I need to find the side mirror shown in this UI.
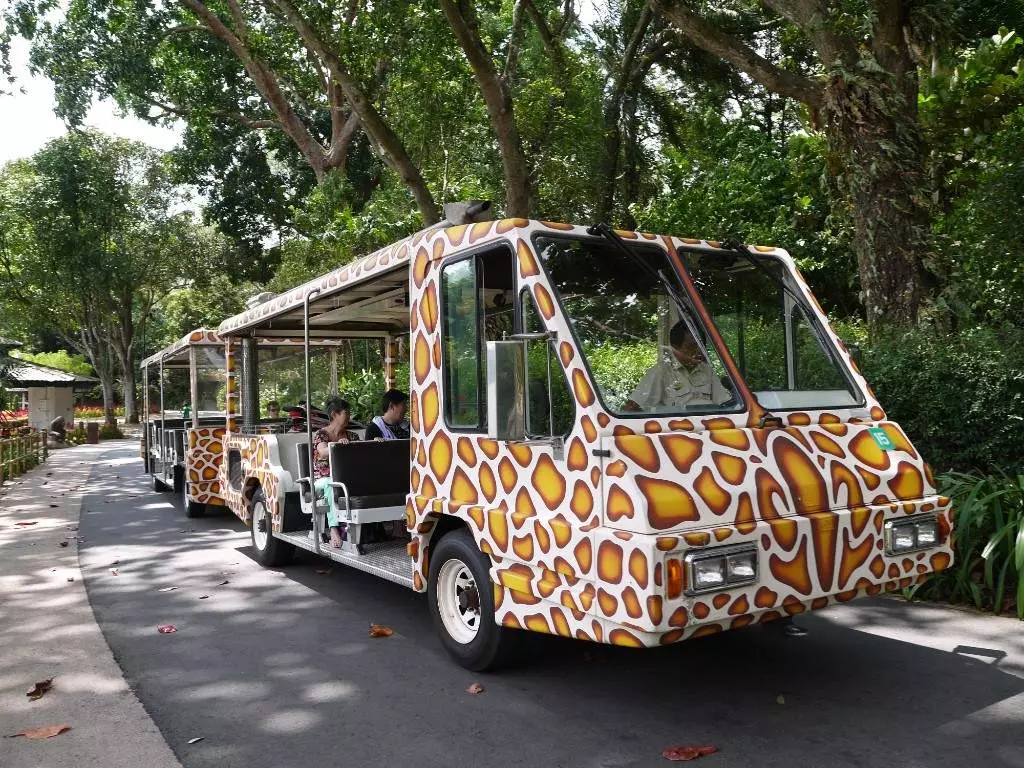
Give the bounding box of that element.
[486,340,526,441]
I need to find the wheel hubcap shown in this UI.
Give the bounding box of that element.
[437,559,481,645]
[252,501,269,550]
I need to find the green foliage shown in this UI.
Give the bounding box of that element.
[10,349,92,377]
[857,323,1024,474]
[908,471,1024,619]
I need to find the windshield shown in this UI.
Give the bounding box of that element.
[686,250,862,410]
[533,235,740,416]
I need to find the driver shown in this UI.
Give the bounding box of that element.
[622,321,730,411]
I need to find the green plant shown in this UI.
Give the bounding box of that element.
[98,424,125,440]
[907,471,1024,619]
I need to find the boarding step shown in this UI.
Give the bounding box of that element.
[277,531,414,588]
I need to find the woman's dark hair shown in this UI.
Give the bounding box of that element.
[324,396,351,417]
[381,389,408,413]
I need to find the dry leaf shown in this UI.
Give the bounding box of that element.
[157,625,177,634]
[49,504,58,508]
[157,587,179,592]
[198,595,209,600]
[14,521,38,527]
[776,694,786,705]
[10,724,71,739]
[26,678,54,701]
[315,568,332,575]
[216,580,229,586]
[187,737,204,744]
[58,541,68,548]
[662,745,718,762]
[369,624,394,638]
[109,569,119,576]
[466,683,485,695]
[66,577,74,582]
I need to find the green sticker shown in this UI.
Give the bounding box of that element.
[868,427,894,451]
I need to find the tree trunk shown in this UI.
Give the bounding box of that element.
[121,354,138,424]
[822,70,926,328]
[439,0,532,217]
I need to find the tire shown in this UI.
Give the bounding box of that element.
[153,474,169,492]
[182,477,206,518]
[428,529,518,672]
[173,465,184,494]
[250,489,294,567]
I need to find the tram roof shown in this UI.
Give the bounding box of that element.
[140,328,222,369]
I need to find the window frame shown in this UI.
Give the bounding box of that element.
[519,287,575,439]
[682,249,866,412]
[529,232,745,420]
[438,241,519,433]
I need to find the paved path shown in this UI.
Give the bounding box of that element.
[0,441,182,768]
[10,440,1024,767]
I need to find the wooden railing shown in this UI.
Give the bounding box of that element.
[0,430,48,486]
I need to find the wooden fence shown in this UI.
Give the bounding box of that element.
[0,430,47,486]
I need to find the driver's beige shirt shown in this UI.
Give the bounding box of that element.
[628,360,731,409]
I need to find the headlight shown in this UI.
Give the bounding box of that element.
[884,515,941,554]
[682,544,758,595]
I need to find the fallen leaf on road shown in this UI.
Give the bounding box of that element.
[188,737,204,745]
[315,568,332,575]
[466,683,485,695]
[49,504,58,508]
[109,569,119,576]
[14,521,38,527]
[216,580,229,586]
[157,587,179,592]
[66,577,74,582]
[9,724,71,739]
[26,678,54,701]
[157,625,177,634]
[198,595,209,600]
[776,694,786,705]
[58,541,68,548]
[662,745,718,762]
[369,624,394,638]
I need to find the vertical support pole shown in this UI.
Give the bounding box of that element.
[384,334,396,391]
[240,336,259,433]
[303,289,321,556]
[189,346,200,428]
[158,358,165,471]
[225,340,239,434]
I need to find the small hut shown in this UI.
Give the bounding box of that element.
[0,339,97,429]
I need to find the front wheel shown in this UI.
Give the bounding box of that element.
[428,529,518,672]
[250,489,294,567]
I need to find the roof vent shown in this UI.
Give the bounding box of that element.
[442,200,492,226]
[245,291,277,309]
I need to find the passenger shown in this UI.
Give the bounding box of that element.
[287,406,305,432]
[313,396,360,548]
[266,400,280,419]
[622,321,731,412]
[364,389,410,441]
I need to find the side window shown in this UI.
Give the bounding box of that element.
[521,291,575,437]
[440,246,516,430]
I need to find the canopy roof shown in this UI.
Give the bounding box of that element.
[0,357,96,388]
[140,328,223,370]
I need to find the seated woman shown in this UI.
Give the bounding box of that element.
[364,389,410,441]
[313,396,360,548]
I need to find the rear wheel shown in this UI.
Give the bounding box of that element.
[428,529,518,671]
[153,473,168,492]
[173,465,184,494]
[181,477,206,518]
[250,489,294,567]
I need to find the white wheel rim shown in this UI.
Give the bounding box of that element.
[252,500,269,551]
[437,559,481,645]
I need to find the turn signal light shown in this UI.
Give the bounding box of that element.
[666,558,684,599]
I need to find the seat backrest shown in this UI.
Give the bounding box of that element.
[274,432,308,484]
[330,440,410,496]
[295,442,311,480]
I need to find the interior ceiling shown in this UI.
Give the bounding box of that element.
[244,268,409,336]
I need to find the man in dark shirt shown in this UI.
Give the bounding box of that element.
[364,389,410,440]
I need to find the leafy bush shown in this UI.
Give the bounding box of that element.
[98,424,125,440]
[854,324,1024,474]
[909,471,1024,619]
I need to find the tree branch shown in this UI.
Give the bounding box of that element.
[649,0,824,111]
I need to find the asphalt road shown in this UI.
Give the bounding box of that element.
[79,444,1024,768]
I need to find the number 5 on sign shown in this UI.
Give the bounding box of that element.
[868,427,894,451]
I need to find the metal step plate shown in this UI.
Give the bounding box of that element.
[277,532,414,589]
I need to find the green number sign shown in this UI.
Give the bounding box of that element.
[868,426,894,451]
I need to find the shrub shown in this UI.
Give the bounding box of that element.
[851,323,1024,475]
[98,424,125,440]
[909,471,1024,619]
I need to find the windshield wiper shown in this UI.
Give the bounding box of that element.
[720,237,808,310]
